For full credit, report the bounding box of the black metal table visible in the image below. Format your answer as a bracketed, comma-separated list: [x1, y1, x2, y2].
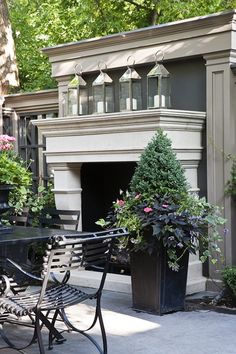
[0, 226, 81, 245]
[0, 226, 82, 269]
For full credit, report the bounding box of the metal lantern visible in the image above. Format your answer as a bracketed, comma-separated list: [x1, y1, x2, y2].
[147, 52, 171, 109]
[67, 65, 88, 116]
[92, 62, 114, 114]
[119, 56, 141, 111]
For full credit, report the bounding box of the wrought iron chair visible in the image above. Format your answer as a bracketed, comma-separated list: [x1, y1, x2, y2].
[0, 227, 129, 354]
[28, 208, 80, 276]
[39, 208, 80, 230]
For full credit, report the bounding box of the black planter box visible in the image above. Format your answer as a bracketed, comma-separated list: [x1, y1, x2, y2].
[0, 184, 14, 234]
[130, 249, 189, 315]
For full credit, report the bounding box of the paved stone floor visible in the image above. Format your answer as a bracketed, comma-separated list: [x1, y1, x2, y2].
[1, 290, 236, 354]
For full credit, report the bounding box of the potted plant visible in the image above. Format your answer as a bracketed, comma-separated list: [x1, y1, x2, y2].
[221, 266, 236, 306]
[0, 134, 31, 186]
[0, 134, 32, 231]
[98, 129, 225, 315]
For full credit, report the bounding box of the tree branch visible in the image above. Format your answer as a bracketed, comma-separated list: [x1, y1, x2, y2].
[123, 0, 148, 10]
[124, 0, 160, 25]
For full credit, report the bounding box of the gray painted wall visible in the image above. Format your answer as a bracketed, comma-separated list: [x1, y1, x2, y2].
[82, 57, 206, 114]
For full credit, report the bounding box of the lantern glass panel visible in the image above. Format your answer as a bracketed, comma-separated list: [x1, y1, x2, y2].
[68, 88, 78, 116]
[119, 80, 141, 111]
[161, 76, 171, 108]
[132, 80, 142, 110]
[148, 77, 159, 108]
[79, 87, 88, 115]
[120, 81, 129, 111]
[93, 85, 105, 113]
[105, 85, 114, 113]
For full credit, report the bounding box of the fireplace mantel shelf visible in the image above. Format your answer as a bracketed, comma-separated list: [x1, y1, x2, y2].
[33, 108, 206, 137]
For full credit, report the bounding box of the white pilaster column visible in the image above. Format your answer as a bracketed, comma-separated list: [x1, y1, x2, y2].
[50, 163, 83, 230]
[182, 161, 206, 294]
[205, 51, 236, 286]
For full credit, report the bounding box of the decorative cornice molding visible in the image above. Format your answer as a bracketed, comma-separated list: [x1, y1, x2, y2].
[45, 147, 203, 157]
[4, 89, 58, 113]
[204, 49, 236, 63]
[5, 89, 58, 100]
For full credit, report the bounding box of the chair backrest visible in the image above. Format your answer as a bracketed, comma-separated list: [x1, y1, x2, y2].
[39, 208, 80, 230]
[37, 228, 129, 306]
[2, 207, 29, 227]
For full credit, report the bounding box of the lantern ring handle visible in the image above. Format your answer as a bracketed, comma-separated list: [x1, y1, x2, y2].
[127, 55, 135, 67]
[155, 50, 164, 63]
[74, 64, 83, 75]
[98, 60, 107, 72]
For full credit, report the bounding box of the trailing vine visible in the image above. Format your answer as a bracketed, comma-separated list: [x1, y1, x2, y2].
[225, 156, 236, 200]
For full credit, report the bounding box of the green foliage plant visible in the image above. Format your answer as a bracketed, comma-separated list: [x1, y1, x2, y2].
[25, 182, 56, 269]
[98, 129, 225, 271]
[0, 134, 32, 190]
[0, 135, 56, 227]
[225, 157, 236, 200]
[8, 177, 55, 226]
[0, 134, 33, 220]
[222, 266, 236, 297]
[23, 182, 56, 226]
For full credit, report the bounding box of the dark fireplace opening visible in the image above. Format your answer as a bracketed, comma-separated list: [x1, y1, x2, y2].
[81, 162, 136, 275]
[81, 162, 136, 232]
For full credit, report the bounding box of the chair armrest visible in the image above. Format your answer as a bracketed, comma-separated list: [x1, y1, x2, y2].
[6, 258, 43, 282]
[0, 275, 11, 296]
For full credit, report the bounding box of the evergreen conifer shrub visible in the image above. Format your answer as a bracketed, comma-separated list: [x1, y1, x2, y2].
[130, 129, 188, 198]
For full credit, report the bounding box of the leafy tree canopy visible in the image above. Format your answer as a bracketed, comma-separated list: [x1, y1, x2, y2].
[7, 0, 236, 92]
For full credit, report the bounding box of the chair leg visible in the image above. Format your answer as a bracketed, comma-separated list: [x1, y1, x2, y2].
[48, 310, 55, 350]
[96, 295, 107, 354]
[48, 309, 66, 349]
[0, 313, 38, 351]
[0, 322, 13, 348]
[59, 296, 107, 354]
[35, 314, 45, 354]
[37, 310, 66, 345]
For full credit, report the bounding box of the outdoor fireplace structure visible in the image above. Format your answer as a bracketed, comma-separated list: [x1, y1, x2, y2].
[6, 10, 236, 293]
[34, 108, 206, 293]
